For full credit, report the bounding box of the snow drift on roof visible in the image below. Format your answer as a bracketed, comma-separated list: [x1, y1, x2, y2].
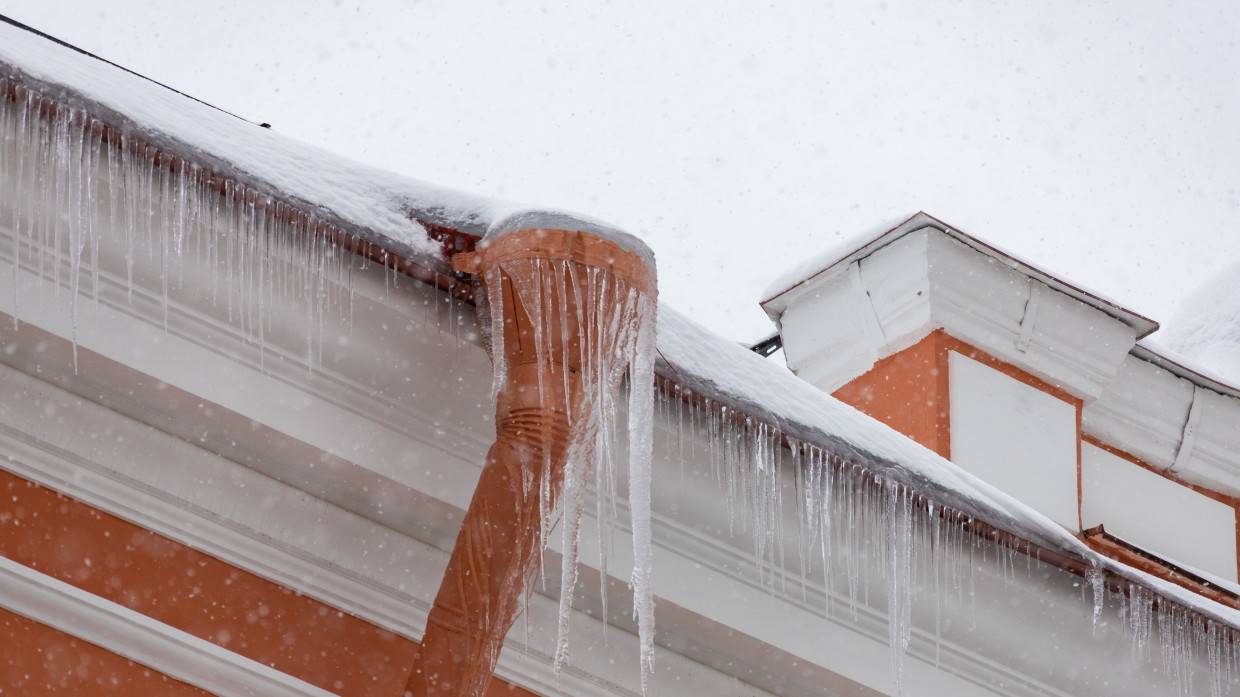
[759, 213, 915, 302]
[1149, 262, 1240, 389]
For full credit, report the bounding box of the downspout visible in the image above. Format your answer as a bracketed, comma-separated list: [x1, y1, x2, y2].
[412, 227, 657, 697]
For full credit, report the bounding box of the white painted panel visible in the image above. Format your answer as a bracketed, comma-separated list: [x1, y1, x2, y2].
[1082, 443, 1238, 581]
[949, 351, 1080, 529]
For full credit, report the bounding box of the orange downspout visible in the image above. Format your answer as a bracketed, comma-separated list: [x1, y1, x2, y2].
[411, 229, 655, 697]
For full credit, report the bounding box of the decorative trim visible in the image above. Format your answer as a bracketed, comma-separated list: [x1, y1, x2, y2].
[0, 362, 432, 642]
[1084, 354, 1240, 498]
[1016, 280, 1042, 354]
[0, 556, 335, 697]
[1171, 386, 1205, 473]
[928, 234, 1137, 401]
[851, 259, 886, 344]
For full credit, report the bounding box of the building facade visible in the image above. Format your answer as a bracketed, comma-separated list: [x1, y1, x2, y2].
[2, 15, 1240, 697]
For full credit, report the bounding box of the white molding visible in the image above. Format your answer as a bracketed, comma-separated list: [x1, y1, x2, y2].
[1083, 353, 1240, 498]
[927, 233, 1137, 401]
[1171, 386, 1205, 472]
[1082, 354, 1193, 467]
[1175, 386, 1240, 496]
[0, 355, 1060, 697]
[772, 219, 1240, 498]
[0, 361, 436, 641]
[769, 227, 1138, 400]
[777, 231, 934, 393]
[0, 360, 778, 697]
[0, 556, 335, 697]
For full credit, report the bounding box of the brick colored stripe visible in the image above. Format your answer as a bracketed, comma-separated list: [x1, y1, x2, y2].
[0, 469, 415, 695]
[0, 606, 207, 696]
[0, 468, 543, 696]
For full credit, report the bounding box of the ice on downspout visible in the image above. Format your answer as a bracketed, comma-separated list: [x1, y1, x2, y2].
[432, 224, 658, 696]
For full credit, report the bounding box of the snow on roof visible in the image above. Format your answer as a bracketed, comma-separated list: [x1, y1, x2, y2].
[1141, 262, 1240, 394]
[0, 16, 635, 263]
[757, 212, 916, 302]
[5, 14, 1239, 635]
[0, 18, 466, 258]
[760, 212, 1161, 338]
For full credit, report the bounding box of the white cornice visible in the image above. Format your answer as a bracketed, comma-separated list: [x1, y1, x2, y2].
[1083, 353, 1240, 498]
[0, 363, 435, 641]
[0, 556, 335, 697]
[0, 351, 1075, 697]
[768, 225, 1139, 400]
[763, 213, 1158, 338]
[927, 233, 1137, 401]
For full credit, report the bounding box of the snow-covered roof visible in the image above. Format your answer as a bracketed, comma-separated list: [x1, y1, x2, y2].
[5, 13, 1240, 639]
[0, 15, 646, 267]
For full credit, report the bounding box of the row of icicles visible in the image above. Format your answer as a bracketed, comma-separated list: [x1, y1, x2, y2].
[5, 75, 1240, 697]
[0, 77, 469, 371]
[480, 256, 658, 692]
[653, 380, 1240, 697]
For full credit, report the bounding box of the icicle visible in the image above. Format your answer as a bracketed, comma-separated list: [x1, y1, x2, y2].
[628, 291, 658, 692]
[0, 78, 363, 370]
[3, 84, 22, 328]
[484, 267, 507, 399]
[1087, 563, 1105, 632]
[884, 480, 913, 696]
[490, 251, 657, 689]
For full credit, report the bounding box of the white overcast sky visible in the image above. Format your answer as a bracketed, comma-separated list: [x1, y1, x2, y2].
[3, 0, 1238, 344]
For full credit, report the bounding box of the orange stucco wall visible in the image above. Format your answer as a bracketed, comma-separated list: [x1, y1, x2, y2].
[832, 331, 951, 457]
[0, 470, 535, 697]
[0, 608, 209, 696]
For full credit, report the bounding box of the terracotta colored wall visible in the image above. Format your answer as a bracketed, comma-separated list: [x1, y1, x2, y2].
[0, 608, 208, 696]
[0, 470, 534, 697]
[832, 331, 951, 457]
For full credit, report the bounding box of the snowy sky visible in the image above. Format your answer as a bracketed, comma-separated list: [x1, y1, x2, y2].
[3, 0, 1239, 344]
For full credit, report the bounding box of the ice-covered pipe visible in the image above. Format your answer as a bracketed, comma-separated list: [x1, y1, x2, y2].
[414, 227, 657, 697]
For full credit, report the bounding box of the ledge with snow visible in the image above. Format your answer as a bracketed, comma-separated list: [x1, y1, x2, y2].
[2, 13, 1240, 697]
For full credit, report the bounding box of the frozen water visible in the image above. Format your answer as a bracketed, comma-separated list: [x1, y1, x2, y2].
[501, 255, 658, 692]
[0, 78, 449, 368]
